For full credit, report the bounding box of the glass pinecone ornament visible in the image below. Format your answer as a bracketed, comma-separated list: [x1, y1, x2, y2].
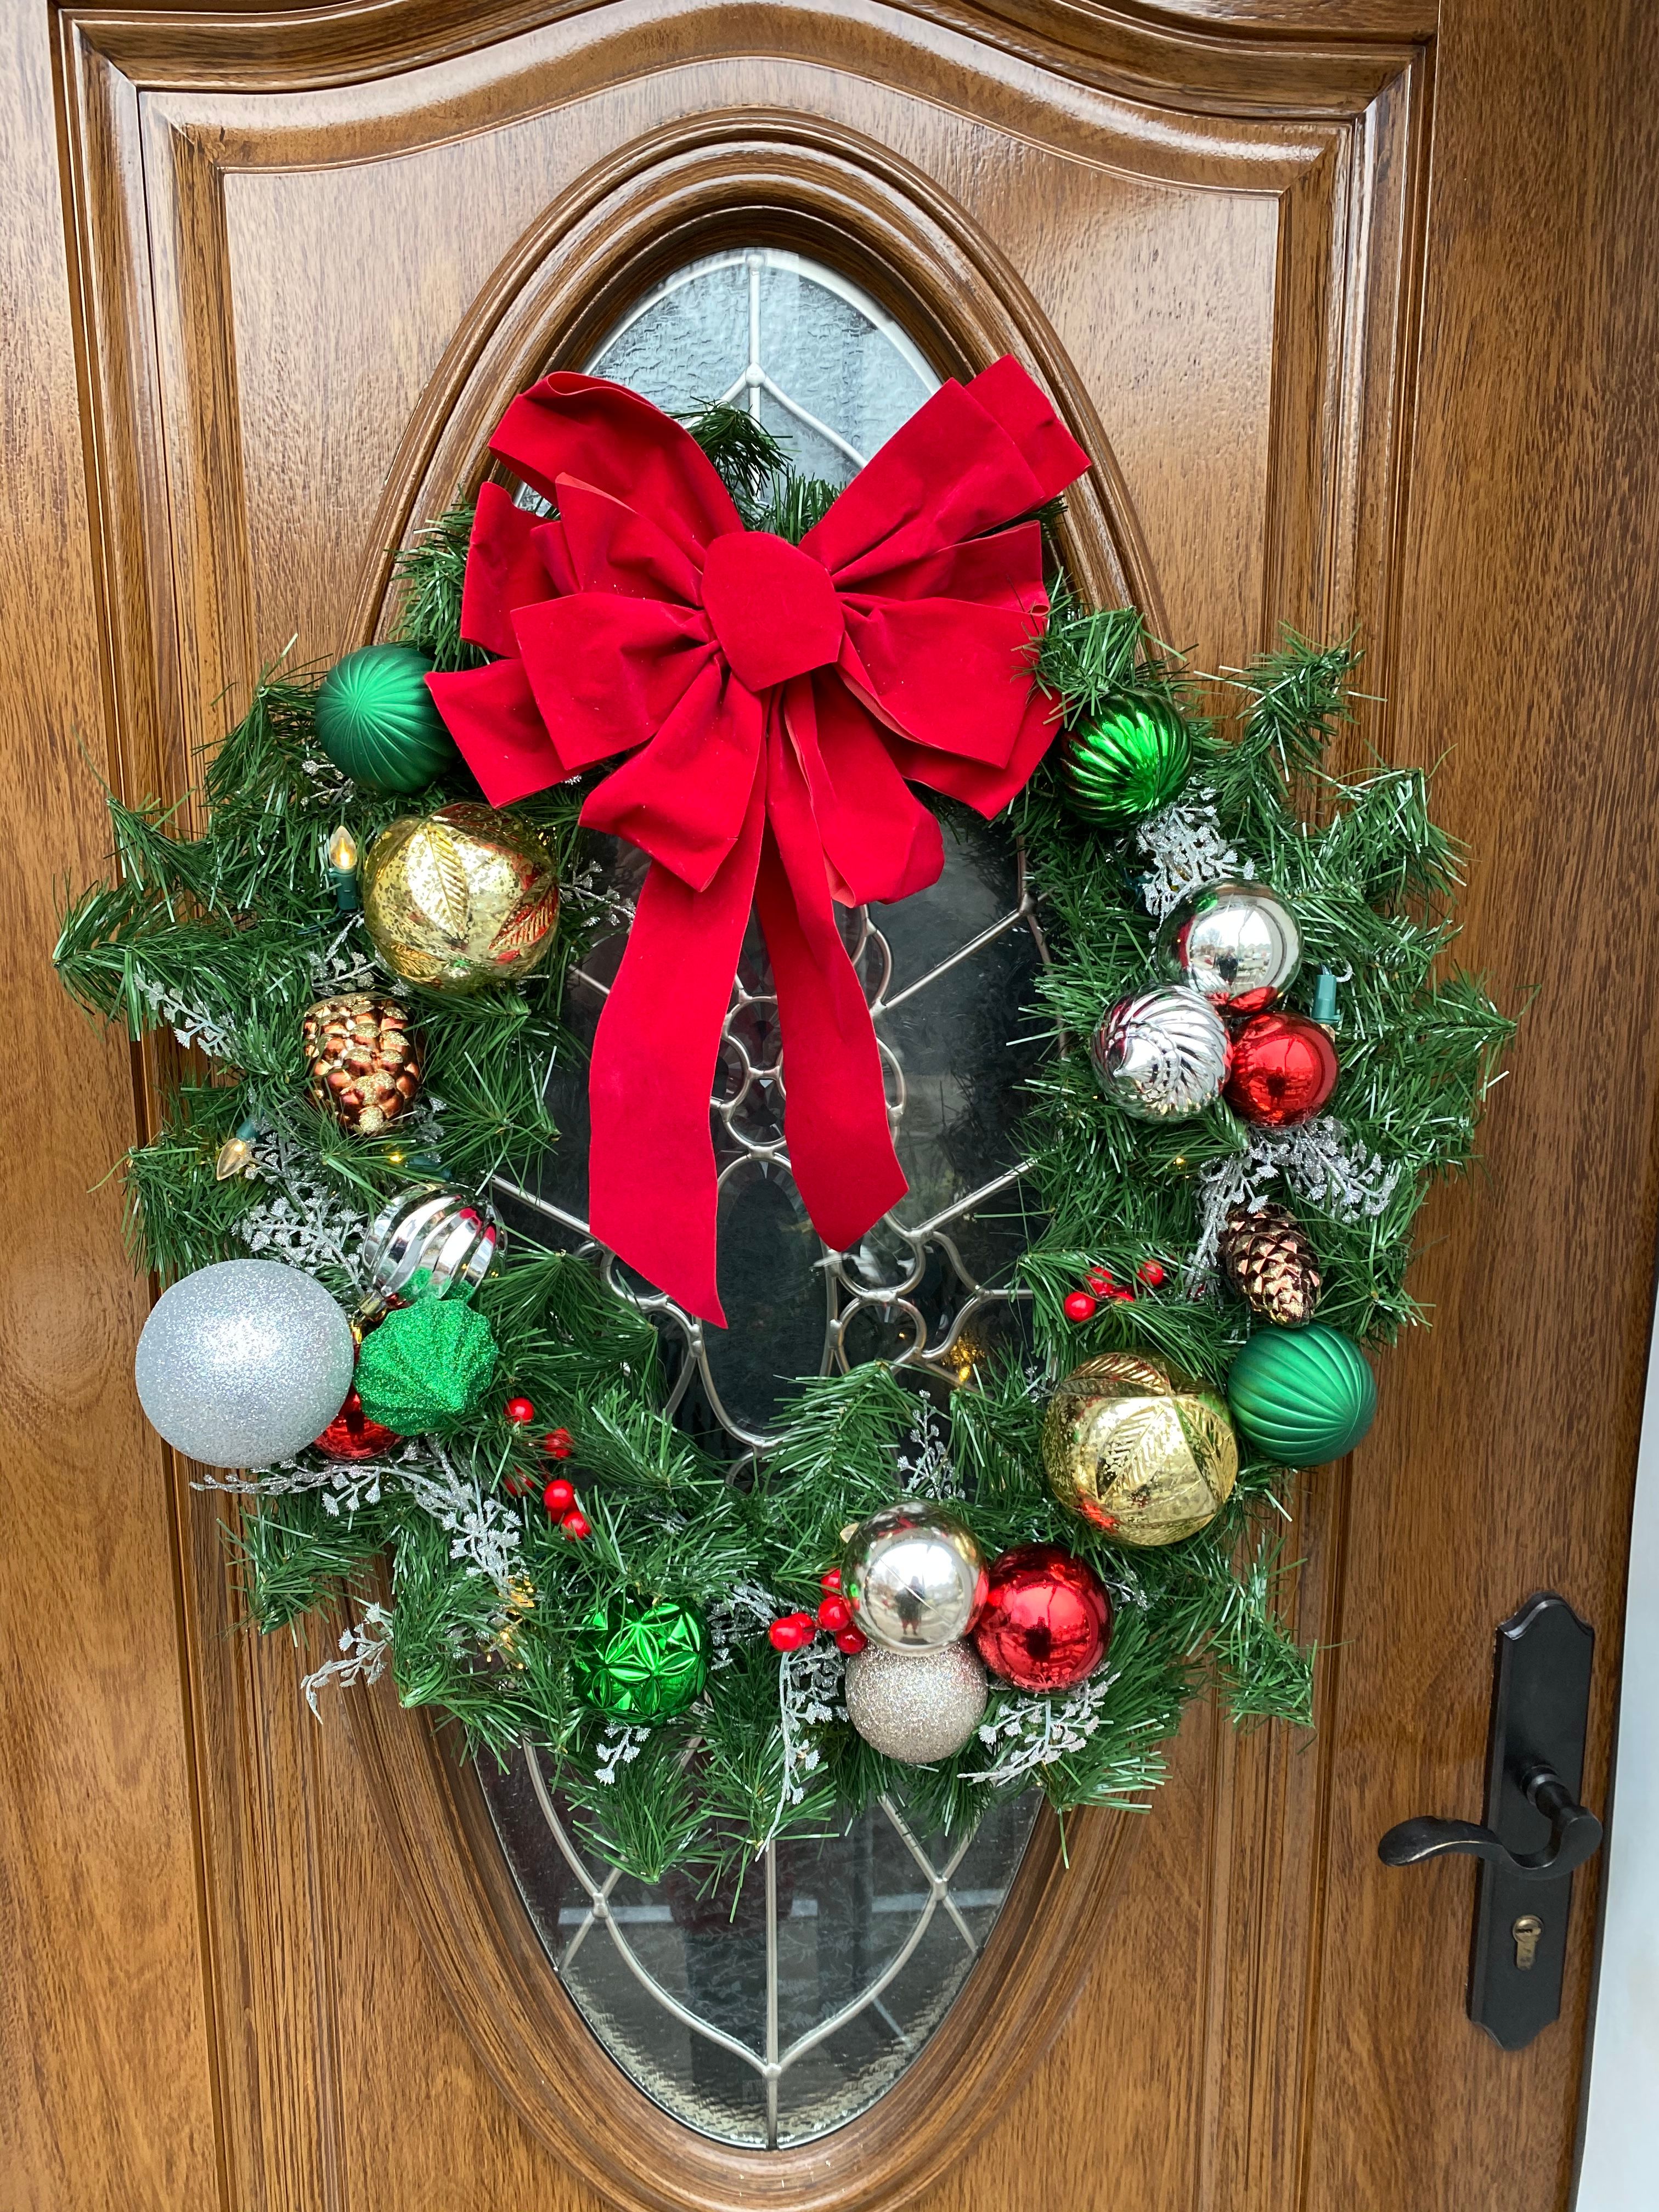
[303, 992, 421, 1136]
[1092, 984, 1231, 1120]
[315, 643, 458, 793]
[1220, 1202, 1322, 1325]
[572, 1594, 710, 1723]
[1063, 696, 1191, 825]
[362, 802, 560, 994]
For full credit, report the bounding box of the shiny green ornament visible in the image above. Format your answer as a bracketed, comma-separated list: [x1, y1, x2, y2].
[572, 1595, 710, 1723]
[353, 1297, 496, 1436]
[1226, 1323, 1376, 1466]
[1064, 696, 1192, 826]
[316, 644, 458, 794]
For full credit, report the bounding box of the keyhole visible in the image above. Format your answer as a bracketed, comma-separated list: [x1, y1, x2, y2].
[1511, 1913, 1544, 1970]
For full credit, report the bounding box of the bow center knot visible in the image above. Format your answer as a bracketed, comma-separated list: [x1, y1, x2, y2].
[699, 530, 844, 693]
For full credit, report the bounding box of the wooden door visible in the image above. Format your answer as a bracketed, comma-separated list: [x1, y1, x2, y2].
[8, 3, 1657, 2208]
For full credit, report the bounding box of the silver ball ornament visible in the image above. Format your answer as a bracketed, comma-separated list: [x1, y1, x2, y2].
[1091, 984, 1231, 1120]
[1157, 878, 1301, 1012]
[134, 1260, 356, 1468]
[842, 1504, 988, 1652]
[844, 1643, 988, 1764]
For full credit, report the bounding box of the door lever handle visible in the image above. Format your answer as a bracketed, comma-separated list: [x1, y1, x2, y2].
[1378, 1762, 1602, 1882]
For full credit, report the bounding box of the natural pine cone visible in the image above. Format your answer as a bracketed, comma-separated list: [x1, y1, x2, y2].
[1220, 1201, 1322, 1325]
[303, 992, 421, 1136]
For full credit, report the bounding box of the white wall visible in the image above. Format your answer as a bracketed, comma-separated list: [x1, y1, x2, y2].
[1575, 1281, 1659, 2208]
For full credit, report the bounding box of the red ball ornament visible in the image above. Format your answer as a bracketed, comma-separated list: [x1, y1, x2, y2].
[816, 1594, 853, 1633]
[1063, 1290, 1098, 1323]
[1137, 1260, 1166, 1288]
[313, 1389, 400, 1462]
[769, 1612, 815, 1652]
[972, 1544, 1113, 1692]
[504, 1395, 535, 1425]
[542, 1477, 576, 1516]
[1224, 1012, 1338, 1127]
[543, 1428, 573, 1459]
[834, 1627, 868, 1655]
[559, 1509, 590, 1540]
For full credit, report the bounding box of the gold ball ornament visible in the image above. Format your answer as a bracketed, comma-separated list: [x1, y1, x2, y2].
[362, 802, 559, 995]
[1042, 1352, 1239, 1547]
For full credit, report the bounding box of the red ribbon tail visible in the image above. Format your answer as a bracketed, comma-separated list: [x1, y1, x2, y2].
[587, 792, 764, 1327]
[758, 724, 907, 1256]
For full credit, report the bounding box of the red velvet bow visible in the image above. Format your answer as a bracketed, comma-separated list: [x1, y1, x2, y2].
[428, 360, 1088, 1323]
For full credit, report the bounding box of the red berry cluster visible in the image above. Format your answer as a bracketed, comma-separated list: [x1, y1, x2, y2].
[1062, 1259, 1166, 1323]
[504, 1397, 589, 1537]
[769, 1568, 867, 1656]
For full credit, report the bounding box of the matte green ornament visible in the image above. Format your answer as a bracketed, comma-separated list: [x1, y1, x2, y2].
[1064, 695, 1192, 826]
[353, 1296, 497, 1436]
[572, 1594, 710, 1723]
[1226, 1323, 1376, 1466]
[315, 644, 458, 794]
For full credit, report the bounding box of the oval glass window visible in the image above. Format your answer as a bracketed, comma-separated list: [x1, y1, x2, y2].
[479, 249, 1047, 2148]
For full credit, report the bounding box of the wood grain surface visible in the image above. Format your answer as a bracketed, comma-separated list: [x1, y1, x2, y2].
[7, 3, 1657, 2209]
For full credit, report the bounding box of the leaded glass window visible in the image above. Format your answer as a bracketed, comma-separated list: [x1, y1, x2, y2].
[479, 249, 1045, 2147]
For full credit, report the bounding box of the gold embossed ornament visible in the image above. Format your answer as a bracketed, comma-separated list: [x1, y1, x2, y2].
[1042, 1352, 1239, 1546]
[302, 991, 421, 1135]
[362, 802, 559, 994]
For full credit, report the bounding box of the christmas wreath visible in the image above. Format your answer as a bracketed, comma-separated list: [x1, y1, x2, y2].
[58, 362, 1512, 1881]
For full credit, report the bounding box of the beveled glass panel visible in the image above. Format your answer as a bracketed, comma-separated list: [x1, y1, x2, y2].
[481, 249, 1045, 2147]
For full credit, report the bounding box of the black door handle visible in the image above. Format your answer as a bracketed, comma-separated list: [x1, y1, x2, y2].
[1378, 1761, 1602, 1882]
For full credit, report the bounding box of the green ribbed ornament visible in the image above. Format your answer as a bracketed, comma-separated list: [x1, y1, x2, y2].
[315, 644, 458, 794]
[353, 1297, 496, 1436]
[572, 1595, 710, 1723]
[1064, 696, 1192, 826]
[1226, 1323, 1376, 1466]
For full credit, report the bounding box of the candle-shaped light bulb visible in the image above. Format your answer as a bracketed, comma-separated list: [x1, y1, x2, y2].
[326, 825, 361, 910]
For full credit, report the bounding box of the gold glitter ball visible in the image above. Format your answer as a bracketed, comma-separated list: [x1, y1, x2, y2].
[1042, 1352, 1238, 1547]
[362, 802, 559, 995]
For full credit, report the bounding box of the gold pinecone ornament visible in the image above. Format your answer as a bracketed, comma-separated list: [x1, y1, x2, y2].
[303, 992, 421, 1135]
[1220, 1202, 1322, 1325]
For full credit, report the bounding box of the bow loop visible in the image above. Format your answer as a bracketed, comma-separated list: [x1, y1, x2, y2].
[427, 360, 1088, 1321]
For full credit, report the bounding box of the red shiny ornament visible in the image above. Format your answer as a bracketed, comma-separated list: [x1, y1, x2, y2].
[559, 1509, 590, 1539]
[504, 1395, 535, 1425]
[834, 1627, 868, 1655]
[542, 1477, 576, 1516]
[820, 1568, 842, 1593]
[1224, 1012, 1338, 1127]
[1063, 1290, 1098, 1323]
[312, 1389, 399, 1462]
[1085, 1266, 1115, 1294]
[769, 1612, 815, 1652]
[1136, 1260, 1166, 1288]
[543, 1427, 573, 1458]
[972, 1543, 1113, 1691]
[816, 1595, 853, 1633]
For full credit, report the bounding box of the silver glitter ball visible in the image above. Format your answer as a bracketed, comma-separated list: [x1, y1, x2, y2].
[1157, 878, 1301, 1011]
[134, 1259, 356, 1468]
[1091, 984, 1231, 1121]
[844, 1642, 988, 1764]
[842, 1504, 988, 1652]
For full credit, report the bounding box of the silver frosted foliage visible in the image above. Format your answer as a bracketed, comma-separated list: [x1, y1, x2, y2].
[844, 1641, 989, 1763]
[842, 1503, 988, 1652]
[1091, 984, 1231, 1121]
[134, 1259, 356, 1468]
[1156, 877, 1301, 1009]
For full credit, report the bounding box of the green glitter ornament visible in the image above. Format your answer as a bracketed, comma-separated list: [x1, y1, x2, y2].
[572, 1594, 710, 1723]
[1064, 696, 1192, 826]
[315, 644, 458, 794]
[353, 1297, 496, 1436]
[1226, 1323, 1376, 1466]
